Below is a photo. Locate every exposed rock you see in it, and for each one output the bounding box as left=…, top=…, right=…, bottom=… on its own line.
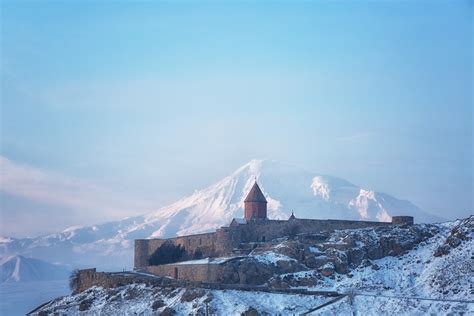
left=217, top=258, right=274, bottom=285
left=269, top=271, right=319, bottom=288
left=78, top=299, right=93, bottom=311
left=275, top=259, right=306, bottom=274
left=327, top=223, right=439, bottom=265
left=241, top=307, right=260, bottom=316
left=325, top=248, right=348, bottom=273
left=237, top=259, right=274, bottom=285
left=151, top=299, right=165, bottom=310
left=124, top=287, right=141, bottom=300
left=271, top=241, right=302, bottom=260
left=220, top=263, right=240, bottom=284
left=203, top=292, right=214, bottom=303
left=181, top=288, right=206, bottom=302
left=320, top=262, right=335, bottom=277
left=434, top=216, right=473, bottom=257
left=268, top=278, right=290, bottom=289
left=160, top=307, right=176, bottom=316
left=347, top=247, right=365, bottom=267
left=321, top=242, right=352, bottom=251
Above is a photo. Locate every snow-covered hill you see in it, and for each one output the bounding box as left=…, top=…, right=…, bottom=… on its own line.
left=0, top=160, right=441, bottom=270
left=0, top=255, right=70, bottom=283
left=28, top=217, right=474, bottom=315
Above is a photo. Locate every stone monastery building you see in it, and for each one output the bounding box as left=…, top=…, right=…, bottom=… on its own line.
left=134, top=182, right=413, bottom=281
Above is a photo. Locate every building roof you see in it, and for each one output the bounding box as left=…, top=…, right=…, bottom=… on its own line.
left=230, top=218, right=247, bottom=225
left=289, top=211, right=296, bottom=220
left=244, top=182, right=267, bottom=203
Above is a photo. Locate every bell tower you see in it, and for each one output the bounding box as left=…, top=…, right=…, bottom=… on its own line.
left=244, top=181, right=267, bottom=221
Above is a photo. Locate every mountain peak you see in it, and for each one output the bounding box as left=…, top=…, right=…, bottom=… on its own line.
left=233, top=159, right=264, bottom=177
left=0, top=255, right=70, bottom=283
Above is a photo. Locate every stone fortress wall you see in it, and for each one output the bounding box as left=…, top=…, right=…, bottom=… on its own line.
left=74, top=269, right=142, bottom=294
left=146, top=262, right=225, bottom=283
left=134, top=216, right=413, bottom=270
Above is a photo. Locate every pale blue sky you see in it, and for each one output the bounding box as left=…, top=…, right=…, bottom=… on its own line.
left=1, top=0, right=472, bottom=236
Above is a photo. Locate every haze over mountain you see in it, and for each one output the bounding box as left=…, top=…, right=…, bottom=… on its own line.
left=0, top=160, right=442, bottom=270
left=0, top=255, right=70, bottom=283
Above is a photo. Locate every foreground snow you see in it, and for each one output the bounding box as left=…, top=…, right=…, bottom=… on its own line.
left=30, top=284, right=330, bottom=315
left=320, top=294, right=472, bottom=314
left=311, top=219, right=473, bottom=301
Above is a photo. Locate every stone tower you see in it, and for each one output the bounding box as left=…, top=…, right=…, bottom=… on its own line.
left=244, top=181, right=267, bottom=221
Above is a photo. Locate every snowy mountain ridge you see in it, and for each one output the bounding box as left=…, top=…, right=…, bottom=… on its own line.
left=0, top=159, right=441, bottom=270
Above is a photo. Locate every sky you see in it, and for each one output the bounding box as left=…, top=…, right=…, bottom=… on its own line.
left=1, top=0, right=472, bottom=237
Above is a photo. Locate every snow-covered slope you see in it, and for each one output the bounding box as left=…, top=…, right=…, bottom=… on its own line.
left=0, top=255, right=70, bottom=283
left=0, top=160, right=441, bottom=270
left=29, top=217, right=474, bottom=315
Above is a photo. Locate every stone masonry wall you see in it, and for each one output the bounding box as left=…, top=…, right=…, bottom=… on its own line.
left=146, top=263, right=223, bottom=283
left=392, top=216, right=414, bottom=225
left=235, top=219, right=393, bottom=243
left=135, top=231, right=222, bottom=269
left=75, top=269, right=143, bottom=294
left=135, top=217, right=410, bottom=270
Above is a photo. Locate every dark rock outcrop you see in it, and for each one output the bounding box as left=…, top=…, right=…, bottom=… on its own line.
left=320, top=262, right=335, bottom=277
left=241, top=307, right=260, bottom=316
left=181, top=288, right=206, bottom=302
left=434, top=216, right=473, bottom=257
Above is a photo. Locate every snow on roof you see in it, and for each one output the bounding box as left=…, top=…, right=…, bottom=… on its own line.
left=173, top=257, right=239, bottom=265
left=232, top=218, right=247, bottom=224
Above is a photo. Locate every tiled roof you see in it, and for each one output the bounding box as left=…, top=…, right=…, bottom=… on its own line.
left=244, top=182, right=267, bottom=203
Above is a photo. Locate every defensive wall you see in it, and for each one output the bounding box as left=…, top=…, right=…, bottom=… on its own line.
left=135, top=216, right=413, bottom=269
left=70, top=268, right=341, bottom=296
left=146, top=262, right=222, bottom=283
left=73, top=269, right=154, bottom=294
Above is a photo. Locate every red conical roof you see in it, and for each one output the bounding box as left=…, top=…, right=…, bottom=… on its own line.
left=244, top=182, right=267, bottom=203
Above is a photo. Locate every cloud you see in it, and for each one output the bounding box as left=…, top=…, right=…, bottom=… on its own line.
left=0, top=156, right=150, bottom=217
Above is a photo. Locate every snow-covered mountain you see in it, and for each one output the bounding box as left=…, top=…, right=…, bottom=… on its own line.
left=0, top=159, right=441, bottom=270
left=0, top=255, right=70, bottom=283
